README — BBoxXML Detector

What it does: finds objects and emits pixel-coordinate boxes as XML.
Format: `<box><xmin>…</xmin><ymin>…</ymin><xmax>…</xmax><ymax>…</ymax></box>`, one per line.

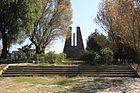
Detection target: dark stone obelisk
<box><xmin>63</xmin><ymin>26</ymin><xmax>84</xmax><ymax>59</ymax></box>
<box><xmin>76</xmin><ymin>27</ymin><xmax>85</xmax><ymax>56</ymax></box>
<box><xmin>63</xmin><ymin>27</ymin><xmax>72</xmax><ymax>58</ymax></box>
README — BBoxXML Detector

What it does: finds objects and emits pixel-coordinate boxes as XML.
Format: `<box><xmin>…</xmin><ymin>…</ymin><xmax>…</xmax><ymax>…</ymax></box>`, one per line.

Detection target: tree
<box><xmin>95</xmin><ymin>0</ymin><xmax>140</xmax><ymax>65</ymax></box>
<box><xmin>86</xmin><ymin>30</ymin><xmax>109</xmax><ymax>52</ymax></box>
<box><xmin>0</xmin><ymin>0</ymin><xmax>27</xmax><ymax>58</ymax></box>
<box><xmin>22</xmin><ymin>0</ymin><xmax>72</xmax><ymax>54</ymax></box>
<box><xmin>82</xmin><ymin>29</ymin><xmax>113</xmax><ymax>65</ymax></box>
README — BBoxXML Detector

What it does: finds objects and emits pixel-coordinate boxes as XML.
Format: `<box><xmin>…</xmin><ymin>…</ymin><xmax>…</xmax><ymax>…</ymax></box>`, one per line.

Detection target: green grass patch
<box><xmin>14</xmin><ymin>76</ymin><xmax>75</xmax><ymax>86</ymax></box>
<box><xmin>14</xmin><ymin>76</ymin><xmax>77</xmax><ymax>93</ymax></box>
<box><xmin>0</xmin><ymin>67</ymin><xmax>3</xmax><ymax>71</ymax></box>
<box><xmin>94</xmin><ymin>77</ymin><xmax>106</xmax><ymax>83</ymax></box>
<box><xmin>14</xmin><ymin>76</ymin><xmax>47</xmax><ymax>85</ymax></box>
<box><xmin>56</xmin><ymin>79</ymin><xmax>71</xmax><ymax>85</ymax></box>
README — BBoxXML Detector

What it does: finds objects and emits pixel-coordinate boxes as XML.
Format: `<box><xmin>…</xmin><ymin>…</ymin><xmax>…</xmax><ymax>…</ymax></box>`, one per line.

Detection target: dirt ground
<box><xmin>0</xmin><ymin>77</ymin><xmax>40</xmax><ymax>93</ymax></box>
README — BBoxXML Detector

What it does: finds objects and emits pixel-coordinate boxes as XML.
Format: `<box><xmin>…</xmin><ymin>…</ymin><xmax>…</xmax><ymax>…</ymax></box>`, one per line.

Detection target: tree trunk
<box><xmin>35</xmin><ymin>46</ymin><xmax>45</xmax><ymax>54</ymax></box>
<box><xmin>1</xmin><ymin>32</ymin><xmax>8</xmax><ymax>59</ymax></box>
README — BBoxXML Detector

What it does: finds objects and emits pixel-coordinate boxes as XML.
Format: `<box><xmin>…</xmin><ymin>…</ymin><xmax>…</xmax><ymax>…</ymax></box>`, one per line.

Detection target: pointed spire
<box><xmin>77</xmin><ymin>27</ymin><xmax>84</xmax><ymax>49</ymax></box>
<box><xmin>63</xmin><ymin>27</ymin><xmax>72</xmax><ymax>55</ymax></box>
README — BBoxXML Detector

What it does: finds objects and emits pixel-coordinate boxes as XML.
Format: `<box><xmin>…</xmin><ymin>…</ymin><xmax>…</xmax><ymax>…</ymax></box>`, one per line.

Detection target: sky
<box><xmin>11</xmin><ymin>0</ymin><xmax>101</xmax><ymax>53</ymax></box>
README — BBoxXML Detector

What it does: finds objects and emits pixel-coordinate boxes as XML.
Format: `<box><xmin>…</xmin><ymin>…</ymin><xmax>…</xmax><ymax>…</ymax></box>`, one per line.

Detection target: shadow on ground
<box><xmin>69</xmin><ymin>77</ymin><xmax>125</xmax><ymax>93</ymax></box>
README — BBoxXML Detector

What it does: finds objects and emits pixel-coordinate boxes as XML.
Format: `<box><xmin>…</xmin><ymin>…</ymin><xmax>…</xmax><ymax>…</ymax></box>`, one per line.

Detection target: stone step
<box><xmin>1</xmin><ymin>65</ymin><xmax>138</xmax><ymax>77</ymax></box>
<box><xmin>5</xmin><ymin>69</ymin><xmax>134</xmax><ymax>72</ymax></box>
<box><xmin>7</xmin><ymin>65</ymin><xmax>131</xmax><ymax>68</ymax></box>
<box><xmin>2</xmin><ymin>73</ymin><xmax>135</xmax><ymax>77</ymax></box>
<box><xmin>2</xmin><ymin>72</ymin><xmax>134</xmax><ymax>74</ymax></box>
<box><xmin>7</xmin><ymin>66</ymin><xmax>132</xmax><ymax>69</ymax></box>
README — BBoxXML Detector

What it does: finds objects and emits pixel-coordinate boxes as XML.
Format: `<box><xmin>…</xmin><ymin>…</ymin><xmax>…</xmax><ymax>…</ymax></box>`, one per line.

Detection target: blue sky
<box><xmin>11</xmin><ymin>0</ymin><xmax>101</xmax><ymax>53</ymax></box>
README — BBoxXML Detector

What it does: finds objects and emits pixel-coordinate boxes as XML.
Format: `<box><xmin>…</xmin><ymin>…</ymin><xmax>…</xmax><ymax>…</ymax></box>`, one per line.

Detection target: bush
<box><xmin>55</xmin><ymin>53</ymin><xmax>65</xmax><ymax>64</ymax></box>
<box><xmin>81</xmin><ymin>51</ymin><xmax>95</xmax><ymax>65</ymax></box>
<box><xmin>81</xmin><ymin>48</ymin><xmax>113</xmax><ymax>65</ymax></box>
<box><xmin>100</xmin><ymin>48</ymin><xmax>113</xmax><ymax>64</ymax></box>
<box><xmin>33</xmin><ymin>54</ymin><xmax>45</xmax><ymax>63</ymax></box>
<box><xmin>81</xmin><ymin>51</ymin><xmax>101</xmax><ymax>65</ymax></box>
<box><xmin>46</xmin><ymin>51</ymin><xmax>56</xmax><ymax>63</ymax></box>
<box><xmin>33</xmin><ymin>51</ymin><xmax>65</xmax><ymax>64</ymax></box>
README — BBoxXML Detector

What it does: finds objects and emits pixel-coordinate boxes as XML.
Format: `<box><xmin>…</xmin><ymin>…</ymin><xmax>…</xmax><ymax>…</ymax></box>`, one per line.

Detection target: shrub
<box><xmin>81</xmin><ymin>48</ymin><xmax>113</xmax><ymax>65</ymax></box>
<box><xmin>33</xmin><ymin>51</ymin><xmax>65</xmax><ymax>64</ymax></box>
<box><xmin>55</xmin><ymin>53</ymin><xmax>65</xmax><ymax>64</ymax></box>
<box><xmin>94</xmin><ymin>53</ymin><xmax>101</xmax><ymax>64</ymax></box>
<box><xmin>81</xmin><ymin>51</ymin><xmax>96</xmax><ymax>65</ymax></box>
<box><xmin>33</xmin><ymin>54</ymin><xmax>45</xmax><ymax>63</ymax></box>
<box><xmin>81</xmin><ymin>51</ymin><xmax>101</xmax><ymax>65</ymax></box>
<box><xmin>100</xmin><ymin>48</ymin><xmax>113</xmax><ymax>64</ymax></box>
<box><xmin>46</xmin><ymin>51</ymin><xmax>56</xmax><ymax>63</ymax></box>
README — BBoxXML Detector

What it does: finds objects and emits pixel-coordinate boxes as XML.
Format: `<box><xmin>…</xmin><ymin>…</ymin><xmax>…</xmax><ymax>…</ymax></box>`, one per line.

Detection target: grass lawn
<box><xmin>0</xmin><ymin>67</ymin><xmax>3</xmax><ymax>71</ymax></box>
<box><xmin>14</xmin><ymin>76</ymin><xmax>76</xmax><ymax>86</ymax></box>
<box><xmin>14</xmin><ymin>76</ymin><xmax>76</xmax><ymax>93</ymax></box>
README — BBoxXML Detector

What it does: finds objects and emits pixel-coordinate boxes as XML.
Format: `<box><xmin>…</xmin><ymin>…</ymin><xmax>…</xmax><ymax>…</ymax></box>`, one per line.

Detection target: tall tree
<box><xmin>22</xmin><ymin>0</ymin><xmax>72</xmax><ymax>54</ymax></box>
<box><xmin>0</xmin><ymin>0</ymin><xmax>27</xmax><ymax>58</ymax></box>
<box><xmin>95</xmin><ymin>0</ymin><xmax>140</xmax><ymax>64</ymax></box>
<box><xmin>86</xmin><ymin>30</ymin><xmax>109</xmax><ymax>52</ymax></box>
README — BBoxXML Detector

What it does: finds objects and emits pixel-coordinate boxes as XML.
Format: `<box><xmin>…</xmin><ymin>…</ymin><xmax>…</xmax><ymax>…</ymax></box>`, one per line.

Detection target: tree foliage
<box><xmin>22</xmin><ymin>0</ymin><xmax>72</xmax><ymax>54</ymax></box>
<box><xmin>0</xmin><ymin>0</ymin><xmax>27</xmax><ymax>58</ymax></box>
<box><xmin>95</xmin><ymin>0</ymin><xmax>140</xmax><ymax>63</ymax></box>
<box><xmin>81</xmin><ymin>48</ymin><xmax>113</xmax><ymax>65</ymax></box>
<box><xmin>0</xmin><ymin>0</ymin><xmax>72</xmax><ymax>58</ymax></box>
<box><xmin>100</xmin><ymin>48</ymin><xmax>113</xmax><ymax>64</ymax></box>
<box><xmin>82</xmin><ymin>31</ymin><xmax>113</xmax><ymax>65</ymax></box>
<box><xmin>86</xmin><ymin>31</ymin><xmax>109</xmax><ymax>52</ymax></box>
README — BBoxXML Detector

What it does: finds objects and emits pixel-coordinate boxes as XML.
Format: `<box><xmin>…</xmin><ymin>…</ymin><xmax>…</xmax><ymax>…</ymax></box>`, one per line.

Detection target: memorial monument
<box><xmin>63</xmin><ymin>26</ymin><xmax>84</xmax><ymax>59</ymax></box>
